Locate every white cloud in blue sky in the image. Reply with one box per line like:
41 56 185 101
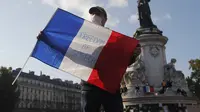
106 0 128 8
128 14 138 24
128 13 172 25
163 13 172 20
152 13 172 23
41 0 127 27
0 50 4 53
27 0 33 5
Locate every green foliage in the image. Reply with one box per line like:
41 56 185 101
0 66 20 112
189 59 200 72
187 59 200 99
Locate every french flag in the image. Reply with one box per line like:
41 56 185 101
143 86 154 93
31 8 139 93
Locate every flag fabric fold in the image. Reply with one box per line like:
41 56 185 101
31 8 139 93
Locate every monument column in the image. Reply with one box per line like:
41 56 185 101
122 1 199 111
136 34 168 88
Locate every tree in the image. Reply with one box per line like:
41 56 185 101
0 66 20 112
186 59 200 99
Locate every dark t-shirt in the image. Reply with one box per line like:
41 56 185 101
81 80 122 94
81 80 100 91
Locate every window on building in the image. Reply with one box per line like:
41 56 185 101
32 80 34 85
40 82 43 86
18 78 21 82
23 102 26 108
35 80 38 85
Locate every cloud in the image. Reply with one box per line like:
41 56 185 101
0 50 4 53
128 13 172 24
128 14 138 24
107 0 128 8
152 13 172 23
28 1 33 4
107 14 120 27
41 0 57 7
152 16 160 23
42 0 97 13
41 0 120 27
163 13 172 20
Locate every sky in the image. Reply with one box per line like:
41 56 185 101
0 0 200 83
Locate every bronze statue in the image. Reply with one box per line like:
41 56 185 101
137 0 156 28
133 0 162 37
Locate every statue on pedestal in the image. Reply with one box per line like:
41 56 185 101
137 0 156 28
134 0 162 37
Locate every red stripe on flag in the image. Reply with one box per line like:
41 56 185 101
87 31 139 93
150 86 154 92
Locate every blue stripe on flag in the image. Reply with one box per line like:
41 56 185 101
32 41 64 68
32 8 84 68
143 86 151 93
143 86 146 93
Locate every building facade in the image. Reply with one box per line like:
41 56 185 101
12 68 81 112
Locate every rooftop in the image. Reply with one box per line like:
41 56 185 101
12 68 81 89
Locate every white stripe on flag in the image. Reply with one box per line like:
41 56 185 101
59 20 112 80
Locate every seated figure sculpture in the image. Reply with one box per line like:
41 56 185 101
164 58 176 81
123 55 147 86
164 58 189 95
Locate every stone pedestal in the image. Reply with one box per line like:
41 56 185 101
164 88 176 96
136 34 168 88
122 34 198 112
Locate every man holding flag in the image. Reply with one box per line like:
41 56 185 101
80 6 141 112
34 6 140 112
